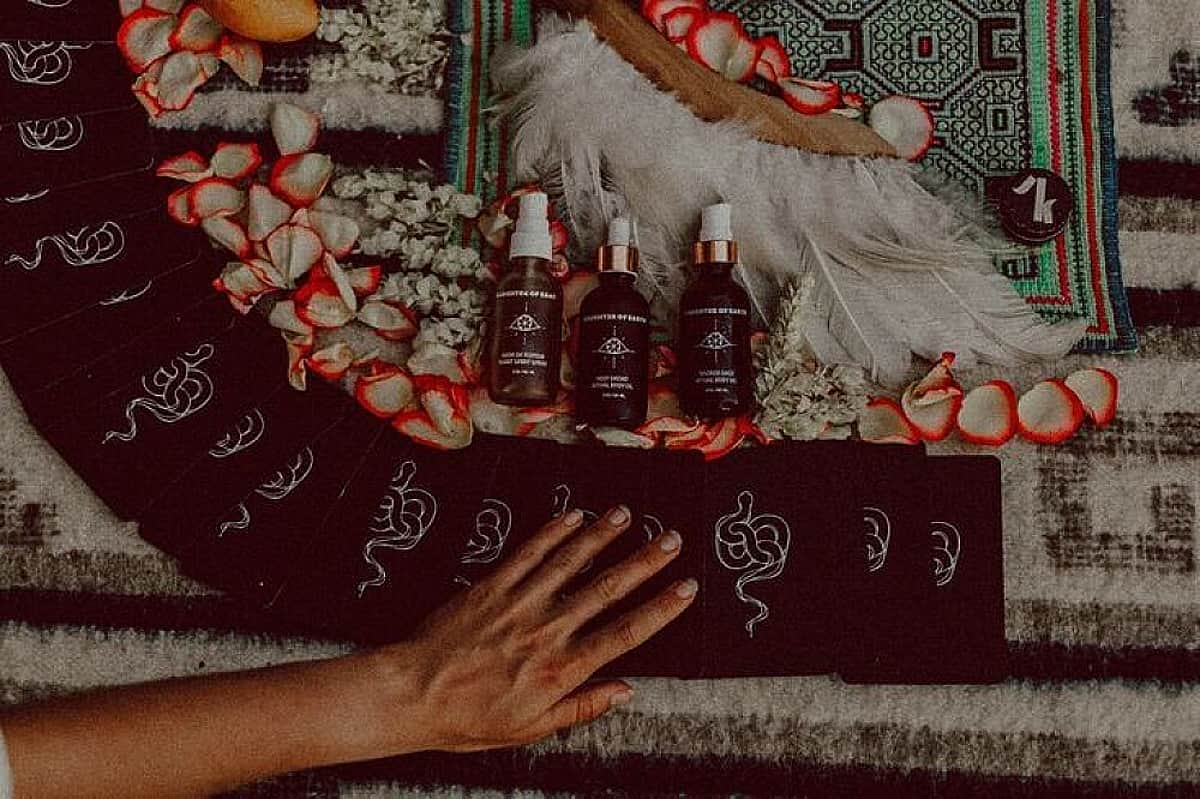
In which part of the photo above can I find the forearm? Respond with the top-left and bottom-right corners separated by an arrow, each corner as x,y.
0,649 -> 421,799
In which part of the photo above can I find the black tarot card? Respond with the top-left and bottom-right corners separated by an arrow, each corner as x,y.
16,292 -> 232,427
869,455 -> 1008,684
3,170 -> 168,242
0,251 -> 218,397
701,441 -> 863,678
36,314 -> 288,519
0,41 -> 135,123
0,106 -> 154,198
0,207 -> 204,344
1,2 -> 124,42
834,443 -> 934,681
271,429 -> 498,644
601,447 -> 708,679
453,434 -> 566,587
139,377 -> 359,581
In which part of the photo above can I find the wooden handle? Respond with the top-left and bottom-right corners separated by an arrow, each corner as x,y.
544,0 -> 896,158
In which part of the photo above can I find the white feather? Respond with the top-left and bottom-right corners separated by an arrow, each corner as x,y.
493,17 -> 1087,386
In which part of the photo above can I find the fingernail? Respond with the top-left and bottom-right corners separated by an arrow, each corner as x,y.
606,505 -> 630,525
675,578 -> 699,599
658,530 -> 681,552
563,509 -> 584,527
610,689 -> 634,706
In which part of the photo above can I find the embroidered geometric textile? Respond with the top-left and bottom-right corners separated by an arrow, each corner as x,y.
715,0 -> 1136,352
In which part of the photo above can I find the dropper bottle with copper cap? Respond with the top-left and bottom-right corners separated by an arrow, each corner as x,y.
575,217 -> 651,428
678,203 -> 754,419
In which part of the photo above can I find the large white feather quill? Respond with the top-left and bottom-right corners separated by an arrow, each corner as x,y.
493,17 -> 1087,386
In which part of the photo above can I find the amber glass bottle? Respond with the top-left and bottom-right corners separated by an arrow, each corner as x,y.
677,203 -> 754,419
576,218 -> 650,428
486,192 -> 563,406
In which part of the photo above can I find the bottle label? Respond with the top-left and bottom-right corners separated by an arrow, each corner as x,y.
579,313 -> 648,407
679,306 -> 749,409
495,291 -> 559,379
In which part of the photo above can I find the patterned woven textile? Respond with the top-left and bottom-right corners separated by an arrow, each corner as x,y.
1,0 -> 1198,796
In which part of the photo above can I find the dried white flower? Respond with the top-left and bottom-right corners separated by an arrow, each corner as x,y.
314,0 -> 448,96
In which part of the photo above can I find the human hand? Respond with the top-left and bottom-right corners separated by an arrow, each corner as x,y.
365,505 -> 696,754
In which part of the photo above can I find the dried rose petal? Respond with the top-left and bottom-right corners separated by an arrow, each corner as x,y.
201,215 -> 253,259
345,265 -> 382,297
189,177 -> 245,219
166,185 -> 198,226
156,50 -> 211,111
117,8 -> 175,72
271,102 -> 321,156
266,224 -> 324,283
216,34 -> 263,86
247,184 -> 293,241
269,153 -> 334,207
267,299 -> 314,336
157,150 -> 212,182
308,343 -> 356,381
170,5 -> 223,52
357,299 -> 418,341
308,210 -> 359,258
210,142 -> 262,181
394,409 -> 473,450
355,367 -> 415,418
293,274 -> 354,328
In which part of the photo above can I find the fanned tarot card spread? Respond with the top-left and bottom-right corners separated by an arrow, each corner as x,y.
139,378 -> 358,571
271,429 -> 501,644
701,441 -> 868,678
0,41 -> 135,123
0,2 -> 123,43
0,106 -> 154,199
0,252 -> 217,396
31,310 -> 286,519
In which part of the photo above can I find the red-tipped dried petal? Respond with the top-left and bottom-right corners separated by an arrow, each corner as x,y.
900,353 -> 963,441
749,330 -> 770,356
267,299 -> 314,336
697,417 -> 746,461
246,258 -> 287,290
737,415 -> 772,445
1063,368 -> 1118,427
860,397 -> 920,444
408,343 -> 469,383
120,0 -> 145,15
664,423 -> 714,450
323,255 -> 358,311
469,388 -> 520,435
308,210 -> 360,258
357,300 -> 418,341
638,415 -> 700,435
830,107 -> 863,119
211,142 -> 262,181
170,5 -> 222,52
266,224 -> 324,282
779,77 -> 842,115
201,216 -> 252,259
189,177 -> 245,219
869,95 -> 935,162
309,343 -> 355,381
117,8 -> 175,72
755,35 -> 790,82
247,184 -> 293,241
269,153 -> 334,208
217,34 -> 263,86
662,7 -> 706,42
284,331 -> 313,391
594,427 -> 658,449
294,275 -> 354,329
458,342 -> 483,385
132,60 -> 166,118
686,12 -> 759,82
393,409 -> 473,450
345,265 -> 382,297
957,380 -> 1018,446
414,374 -> 471,437
271,102 -> 321,156
642,0 -> 706,32
145,0 -> 185,12
166,185 -> 198,226
214,260 -> 277,312
843,92 -> 865,110
157,50 -> 210,111
1017,379 -> 1086,444
157,150 -> 212,182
